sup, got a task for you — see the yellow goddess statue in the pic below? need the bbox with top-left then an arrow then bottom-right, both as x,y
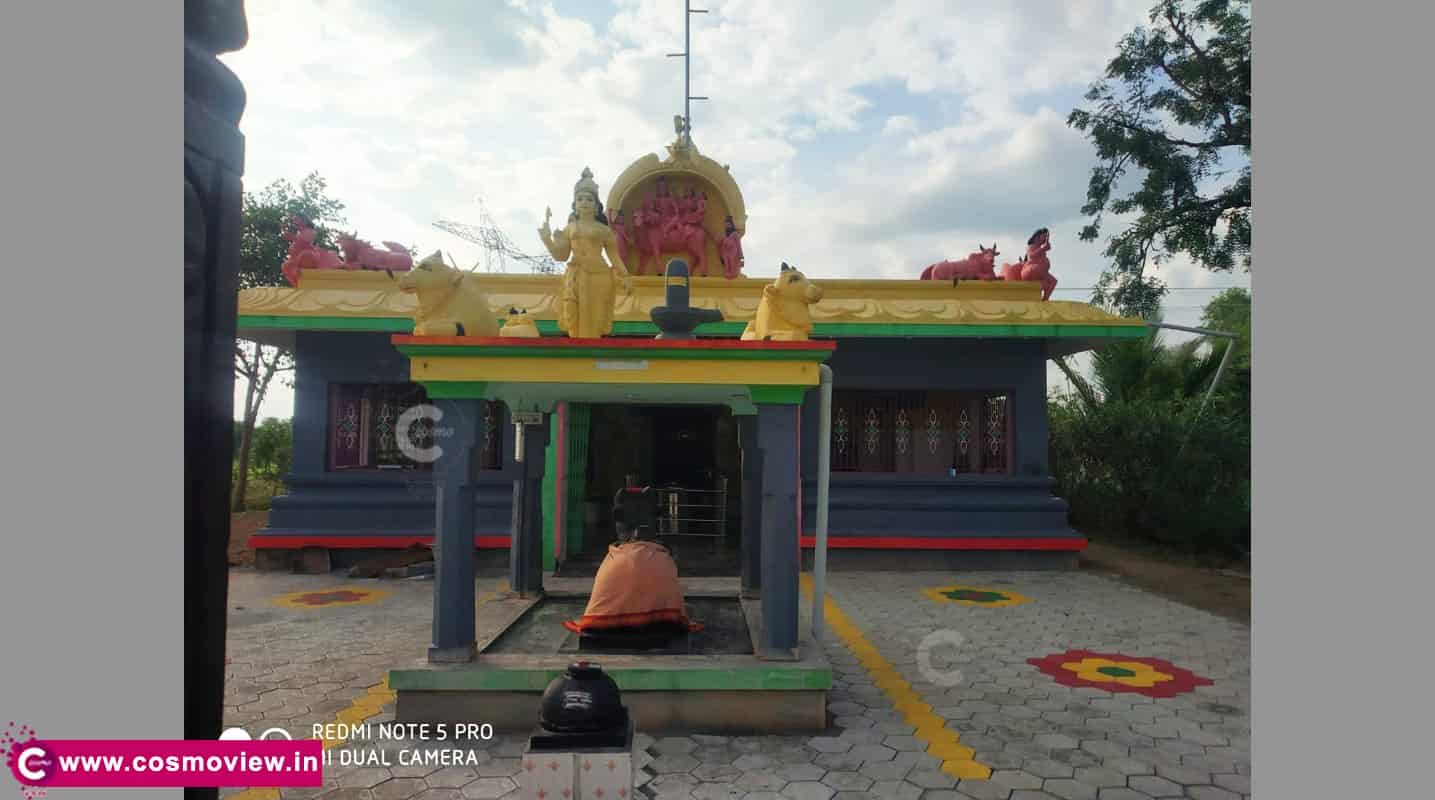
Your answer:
538,167 -> 634,338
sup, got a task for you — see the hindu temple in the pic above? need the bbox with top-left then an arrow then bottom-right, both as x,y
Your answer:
235,110 -> 1144,733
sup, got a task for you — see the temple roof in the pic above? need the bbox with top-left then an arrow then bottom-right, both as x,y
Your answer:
236,270 -> 1145,358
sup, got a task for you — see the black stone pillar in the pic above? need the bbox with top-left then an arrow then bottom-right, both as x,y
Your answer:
510,413 -> 550,595
184,1 -> 248,781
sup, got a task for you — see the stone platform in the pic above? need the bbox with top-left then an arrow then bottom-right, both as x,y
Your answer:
388,577 -> 831,735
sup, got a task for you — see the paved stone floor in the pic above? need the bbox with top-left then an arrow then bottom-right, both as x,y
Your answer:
220,567 -> 1250,800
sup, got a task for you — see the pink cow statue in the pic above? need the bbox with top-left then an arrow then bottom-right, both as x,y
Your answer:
337,233 -> 415,273
919,243 -> 1001,283
1001,227 -> 1057,300
280,214 -> 344,286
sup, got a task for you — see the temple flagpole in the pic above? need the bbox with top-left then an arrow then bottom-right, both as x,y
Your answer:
668,0 -> 708,145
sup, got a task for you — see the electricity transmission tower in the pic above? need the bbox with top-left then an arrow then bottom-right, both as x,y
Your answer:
432,197 -> 560,274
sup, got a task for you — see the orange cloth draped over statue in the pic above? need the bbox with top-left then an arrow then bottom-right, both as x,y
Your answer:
563,541 -> 703,633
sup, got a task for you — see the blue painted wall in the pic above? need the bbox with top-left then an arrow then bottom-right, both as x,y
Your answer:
798,338 -> 1079,541
257,331 -> 1078,548
258,331 -> 516,544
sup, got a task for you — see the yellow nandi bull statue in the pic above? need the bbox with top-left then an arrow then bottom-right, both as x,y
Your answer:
499,307 -> 541,338
740,263 -> 825,342
395,251 -> 501,337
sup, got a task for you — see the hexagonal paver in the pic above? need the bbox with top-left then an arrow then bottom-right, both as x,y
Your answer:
814,754 -> 866,772
1020,760 -> 1074,781
412,790 -> 465,800
821,772 -> 872,792
473,759 -> 521,778
653,755 -> 702,774
1091,789 -> 1151,800
460,778 -> 517,800
735,755 -> 776,772
1125,776 -> 1182,797
903,768 -> 956,790
1211,774 -> 1250,795
1079,742 -> 1128,760
695,764 -> 745,782
1151,765 -> 1211,787
781,781 -> 836,800
867,780 -> 922,800
858,761 -> 910,783
1041,779 -> 1097,800
693,783 -> 749,800
372,777 -> 429,800
693,735 -> 732,747
778,765 -> 827,782
952,779 -> 1012,800
741,793 -> 786,800
989,771 -> 1043,791
1100,759 -> 1152,778
809,738 -> 853,754
1071,768 -> 1127,789
1182,788 -> 1239,800
846,744 -> 896,764
649,773 -> 699,797
736,771 -> 789,792
425,767 -> 479,789
657,737 -> 700,755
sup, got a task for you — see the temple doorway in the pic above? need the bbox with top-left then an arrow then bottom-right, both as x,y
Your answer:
562,402 -> 742,576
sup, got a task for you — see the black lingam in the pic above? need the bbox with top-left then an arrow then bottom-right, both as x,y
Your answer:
649,259 -> 724,339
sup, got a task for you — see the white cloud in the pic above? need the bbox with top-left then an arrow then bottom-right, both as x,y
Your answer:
223,0 -> 1253,419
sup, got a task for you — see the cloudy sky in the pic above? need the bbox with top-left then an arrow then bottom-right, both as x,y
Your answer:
222,0 -> 1251,420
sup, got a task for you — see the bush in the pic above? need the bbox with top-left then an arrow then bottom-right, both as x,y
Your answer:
1050,391 -> 1250,557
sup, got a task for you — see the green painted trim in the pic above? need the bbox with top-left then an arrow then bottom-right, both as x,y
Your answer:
237,314 -> 413,332
809,322 -> 1148,338
748,385 -> 809,405
239,315 -> 1142,340
389,665 -> 833,692
563,404 -> 591,562
395,344 -> 832,361
541,413 -> 560,573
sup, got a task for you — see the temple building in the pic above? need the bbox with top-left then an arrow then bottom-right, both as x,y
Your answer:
235,130 -> 1145,575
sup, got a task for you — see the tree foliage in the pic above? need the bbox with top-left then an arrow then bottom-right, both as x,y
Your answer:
1068,0 -> 1251,317
232,173 -> 347,509
1049,295 -> 1251,557
239,172 -> 348,289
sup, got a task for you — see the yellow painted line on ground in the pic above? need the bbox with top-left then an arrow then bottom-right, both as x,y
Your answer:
801,574 -> 991,781
230,578 -> 509,799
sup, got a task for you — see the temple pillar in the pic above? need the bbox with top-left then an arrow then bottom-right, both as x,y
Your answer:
185,0 -> 248,768
737,414 -> 762,596
429,399 -> 484,663
510,413 -> 550,596
756,402 -> 801,656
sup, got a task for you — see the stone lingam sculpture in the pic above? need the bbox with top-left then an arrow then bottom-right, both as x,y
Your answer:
538,167 -> 634,339
740,262 -> 825,342
650,259 -> 724,339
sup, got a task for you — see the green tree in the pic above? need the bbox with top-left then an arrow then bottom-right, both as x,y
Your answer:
233,173 -> 347,510
249,417 -> 294,483
1068,0 -> 1251,317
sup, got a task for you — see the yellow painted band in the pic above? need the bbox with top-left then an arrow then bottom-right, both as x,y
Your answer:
411,356 -> 820,387
800,574 -> 991,781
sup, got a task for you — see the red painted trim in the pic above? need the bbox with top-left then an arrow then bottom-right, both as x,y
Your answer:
251,535 -> 510,549
391,335 -> 835,351
798,536 -> 1088,551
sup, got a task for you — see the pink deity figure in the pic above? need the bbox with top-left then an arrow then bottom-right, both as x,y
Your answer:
612,210 -> 638,275
654,177 -> 681,236
280,214 -> 344,286
719,215 -> 744,279
919,243 -> 1000,282
337,233 -> 415,273
1016,227 -> 1056,300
